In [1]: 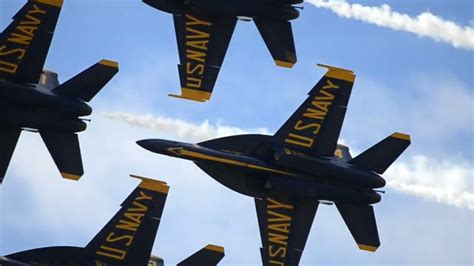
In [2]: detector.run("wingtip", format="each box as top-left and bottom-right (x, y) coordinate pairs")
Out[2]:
(61, 172), (81, 181)
(168, 88), (210, 102)
(318, 63), (355, 83)
(35, 0), (63, 8)
(391, 132), (411, 142)
(357, 243), (379, 252)
(275, 60), (295, 68)
(205, 244), (225, 253)
(130, 174), (169, 194)
(99, 59), (119, 69)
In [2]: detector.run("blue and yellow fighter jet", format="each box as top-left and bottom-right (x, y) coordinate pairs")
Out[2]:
(137, 64), (411, 265)
(0, 0), (119, 183)
(0, 175), (225, 266)
(143, 0), (303, 102)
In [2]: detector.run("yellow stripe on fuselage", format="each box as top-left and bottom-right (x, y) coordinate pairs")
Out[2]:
(179, 149), (293, 176)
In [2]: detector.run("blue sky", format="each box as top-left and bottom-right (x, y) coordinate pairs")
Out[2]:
(0, 0), (473, 265)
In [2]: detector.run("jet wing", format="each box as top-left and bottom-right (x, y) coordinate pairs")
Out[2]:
(0, 0), (62, 84)
(40, 132), (84, 180)
(0, 128), (21, 184)
(255, 195), (318, 266)
(274, 64), (356, 158)
(170, 13), (237, 102)
(336, 203), (380, 252)
(254, 19), (296, 68)
(178, 244), (225, 266)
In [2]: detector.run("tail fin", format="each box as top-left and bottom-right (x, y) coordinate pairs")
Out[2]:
(178, 245), (225, 266)
(86, 175), (169, 266)
(0, 0), (62, 84)
(53, 59), (118, 102)
(349, 133), (411, 174)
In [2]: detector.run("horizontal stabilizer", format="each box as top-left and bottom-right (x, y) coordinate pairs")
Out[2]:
(336, 203), (380, 252)
(178, 244), (225, 266)
(254, 18), (296, 68)
(0, 128), (21, 184)
(40, 132), (83, 180)
(53, 59), (118, 102)
(349, 132), (411, 174)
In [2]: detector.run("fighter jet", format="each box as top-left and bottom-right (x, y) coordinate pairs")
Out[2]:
(137, 64), (411, 265)
(0, 0), (119, 183)
(143, 0), (303, 102)
(1, 175), (226, 266)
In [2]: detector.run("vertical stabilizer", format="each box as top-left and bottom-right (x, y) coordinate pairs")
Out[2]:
(86, 175), (169, 266)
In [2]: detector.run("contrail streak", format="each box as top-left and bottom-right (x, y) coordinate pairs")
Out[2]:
(307, 0), (474, 50)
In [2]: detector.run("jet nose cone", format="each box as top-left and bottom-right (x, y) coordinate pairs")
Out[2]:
(136, 139), (156, 152)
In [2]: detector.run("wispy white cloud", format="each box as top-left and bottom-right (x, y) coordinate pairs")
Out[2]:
(307, 0), (474, 50)
(105, 112), (474, 210)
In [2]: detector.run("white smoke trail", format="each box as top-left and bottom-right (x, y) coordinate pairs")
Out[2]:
(307, 0), (474, 50)
(104, 112), (474, 210)
(385, 156), (474, 210)
(102, 112), (269, 142)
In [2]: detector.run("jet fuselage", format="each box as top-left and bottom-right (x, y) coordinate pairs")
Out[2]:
(137, 137), (384, 204)
(0, 80), (91, 132)
(144, 0), (302, 20)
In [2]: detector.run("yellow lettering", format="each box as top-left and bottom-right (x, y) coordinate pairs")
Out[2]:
(294, 120), (321, 134)
(136, 190), (152, 201)
(0, 46), (26, 59)
(186, 49), (206, 63)
(284, 133), (313, 148)
(314, 88), (335, 101)
(268, 232), (288, 246)
(269, 245), (287, 258)
(323, 79), (339, 89)
(268, 223), (291, 234)
(124, 212), (145, 224)
(186, 40), (209, 51)
(0, 61), (18, 73)
(21, 14), (41, 25)
(186, 27), (210, 39)
(7, 33), (32, 45)
(116, 219), (139, 232)
(268, 210), (292, 223)
(186, 62), (204, 75)
(186, 77), (202, 88)
(185, 14), (212, 26)
(105, 233), (133, 246)
(267, 197), (294, 210)
(303, 107), (326, 120)
(96, 246), (127, 260)
(128, 201), (148, 212)
(269, 260), (285, 266)
(312, 100), (331, 113)
(30, 4), (47, 15)
(16, 25), (38, 37)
